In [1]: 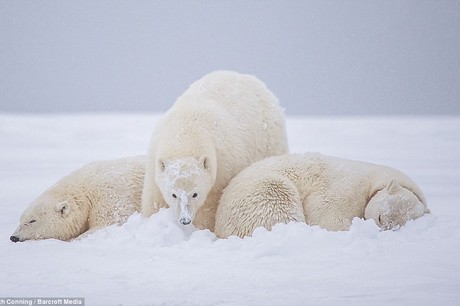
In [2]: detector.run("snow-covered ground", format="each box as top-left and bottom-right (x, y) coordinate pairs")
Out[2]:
(1, 114), (459, 306)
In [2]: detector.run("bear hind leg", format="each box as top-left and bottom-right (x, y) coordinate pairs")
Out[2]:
(216, 173), (304, 238)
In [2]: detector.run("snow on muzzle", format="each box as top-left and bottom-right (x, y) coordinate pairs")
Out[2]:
(178, 192), (193, 225)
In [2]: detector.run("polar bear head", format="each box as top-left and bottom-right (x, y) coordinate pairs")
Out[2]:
(156, 156), (216, 226)
(365, 179), (428, 230)
(10, 194), (89, 242)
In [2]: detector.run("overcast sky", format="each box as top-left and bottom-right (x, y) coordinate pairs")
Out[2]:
(1, 1), (459, 115)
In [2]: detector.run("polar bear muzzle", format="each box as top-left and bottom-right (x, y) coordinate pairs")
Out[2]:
(178, 190), (193, 225)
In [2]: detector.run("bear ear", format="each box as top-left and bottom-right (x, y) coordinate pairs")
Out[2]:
(55, 201), (71, 217)
(158, 159), (166, 172)
(386, 179), (401, 195)
(199, 156), (209, 170)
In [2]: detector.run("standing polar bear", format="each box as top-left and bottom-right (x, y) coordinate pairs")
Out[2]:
(10, 156), (145, 242)
(215, 153), (429, 238)
(142, 70), (289, 230)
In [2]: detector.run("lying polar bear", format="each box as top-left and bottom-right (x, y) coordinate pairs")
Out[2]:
(215, 153), (429, 238)
(10, 156), (145, 242)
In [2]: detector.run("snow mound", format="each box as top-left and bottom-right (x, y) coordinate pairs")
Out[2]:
(79, 209), (204, 247)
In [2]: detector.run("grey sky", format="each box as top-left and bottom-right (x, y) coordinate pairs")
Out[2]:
(1, 1), (459, 115)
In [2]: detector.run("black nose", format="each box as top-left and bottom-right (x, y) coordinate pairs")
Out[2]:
(10, 235), (20, 243)
(179, 218), (191, 225)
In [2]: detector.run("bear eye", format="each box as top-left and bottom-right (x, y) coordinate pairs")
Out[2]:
(29, 220), (36, 224)
(172, 194), (177, 199)
(192, 193), (198, 198)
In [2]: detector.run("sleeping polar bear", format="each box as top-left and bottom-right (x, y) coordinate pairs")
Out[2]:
(10, 156), (145, 242)
(215, 153), (429, 238)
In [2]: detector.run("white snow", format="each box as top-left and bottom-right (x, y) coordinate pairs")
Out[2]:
(1, 114), (459, 306)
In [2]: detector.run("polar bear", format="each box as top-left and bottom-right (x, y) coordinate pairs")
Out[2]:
(141, 70), (289, 231)
(215, 153), (429, 238)
(10, 156), (145, 242)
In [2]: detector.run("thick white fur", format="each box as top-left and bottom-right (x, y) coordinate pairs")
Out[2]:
(11, 156), (145, 242)
(142, 70), (289, 230)
(215, 153), (429, 238)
